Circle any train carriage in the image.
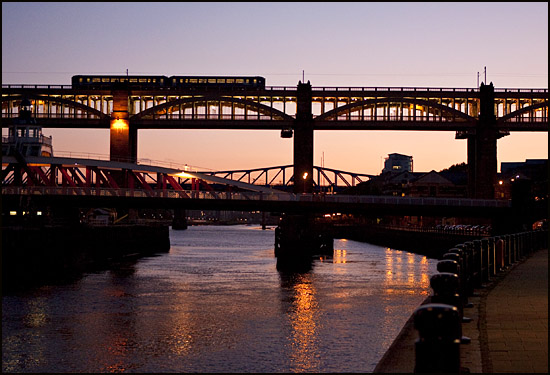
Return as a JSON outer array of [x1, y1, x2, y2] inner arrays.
[[71, 75, 266, 90], [72, 75, 168, 89], [170, 76, 265, 89]]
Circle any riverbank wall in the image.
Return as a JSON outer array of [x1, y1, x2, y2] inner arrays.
[[2, 224, 170, 292]]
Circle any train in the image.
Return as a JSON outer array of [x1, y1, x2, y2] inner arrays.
[[71, 75, 266, 90]]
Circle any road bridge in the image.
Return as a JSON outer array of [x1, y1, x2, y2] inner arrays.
[[2, 80, 547, 199], [2, 155, 513, 222]]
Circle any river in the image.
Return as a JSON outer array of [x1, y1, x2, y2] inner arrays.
[[2, 225, 437, 373]]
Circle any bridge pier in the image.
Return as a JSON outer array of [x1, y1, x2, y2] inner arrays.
[[274, 214, 333, 270], [293, 81, 314, 194], [110, 89, 136, 163], [172, 208, 188, 230], [465, 83, 503, 199]]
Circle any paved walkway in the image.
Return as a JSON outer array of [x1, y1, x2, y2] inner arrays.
[[374, 247, 548, 373]]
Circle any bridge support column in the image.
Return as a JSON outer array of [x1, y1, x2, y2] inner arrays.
[[293, 81, 314, 194], [275, 213, 333, 271], [110, 89, 136, 163], [172, 208, 188, 230], [466, 83, 500, 199]]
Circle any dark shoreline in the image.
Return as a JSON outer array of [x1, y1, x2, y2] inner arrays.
[[2, 224, 170, 293]]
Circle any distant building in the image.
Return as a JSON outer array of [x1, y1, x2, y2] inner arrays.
[[2, 98, 53, 157], [382, 153, 413, 174], [409, 170, 466, 197], [496, 159, 548, 200]]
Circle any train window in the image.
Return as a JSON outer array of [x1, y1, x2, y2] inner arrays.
[[226, 78, 234, 84], [152, 79, 156, 83], [139, 78, 147, 83], [92, 78, 101, 83], [130, 78, 137, 83], [79, 78, 83, 83], [198, 79, 207, 84], [102, 78, 110, 83], [236, 79, 244, 84], [160, 78, 163, 83], [245, 79, 250, 84], [86, 78, 90, 83], [189, 79, 198, 83], [208, 79, 216, 84]]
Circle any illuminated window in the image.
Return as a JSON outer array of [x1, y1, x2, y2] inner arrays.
[[236, 79, 244, 84], [189, 79, 198, 83], [226, 78, 234, 84], [198, 79, 207, 84], [79, 78, 83, 83], [217, 79, 225, 83], [208, 78, 216, 84], [92, 78, 101, 83], [102, 78, 110, 82]]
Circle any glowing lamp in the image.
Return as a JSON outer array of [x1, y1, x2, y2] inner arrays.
[[173, 171, 195, 179], [111, 118, 129, 130]]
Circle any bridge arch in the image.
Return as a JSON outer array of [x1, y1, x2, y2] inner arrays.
[[497, 101, 548, 123], [316, 97, 476, 121], [131, 95, 295, 121], [1, 94, 110, 120]]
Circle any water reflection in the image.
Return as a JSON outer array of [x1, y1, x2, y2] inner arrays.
[[279, 271, 321, 372], [383, 247, 432, 296], [3, 226, 437, 373]]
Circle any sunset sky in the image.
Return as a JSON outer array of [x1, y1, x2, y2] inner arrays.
[[2, 2, 548, 175]]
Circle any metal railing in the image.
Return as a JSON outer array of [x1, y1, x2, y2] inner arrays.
[[2, 84, 546, 94], [1, 186, 511, 208], [413, 228, 548, 372]]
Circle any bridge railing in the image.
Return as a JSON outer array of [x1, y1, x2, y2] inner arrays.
[[1, 113, 105, 119], [2, 186, 511, 208], [2, 85, 546, 94], [311, 86, 478, 93], [2, 84, 73, 89]]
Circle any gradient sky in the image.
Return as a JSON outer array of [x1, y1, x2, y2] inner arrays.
[[2, 2, 548, 175]]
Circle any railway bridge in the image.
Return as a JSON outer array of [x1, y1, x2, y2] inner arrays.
[[2, 80, 547, 199]]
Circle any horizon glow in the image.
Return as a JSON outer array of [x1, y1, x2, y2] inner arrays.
[[2, 2, 548, 174]]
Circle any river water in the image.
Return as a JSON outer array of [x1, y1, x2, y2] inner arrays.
[[2, 225, 437, 373]]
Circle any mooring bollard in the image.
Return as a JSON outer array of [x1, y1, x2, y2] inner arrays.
[[432, 266, 472, 328], [448, 247, 473, 298], [414, 303, 461, 373]]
